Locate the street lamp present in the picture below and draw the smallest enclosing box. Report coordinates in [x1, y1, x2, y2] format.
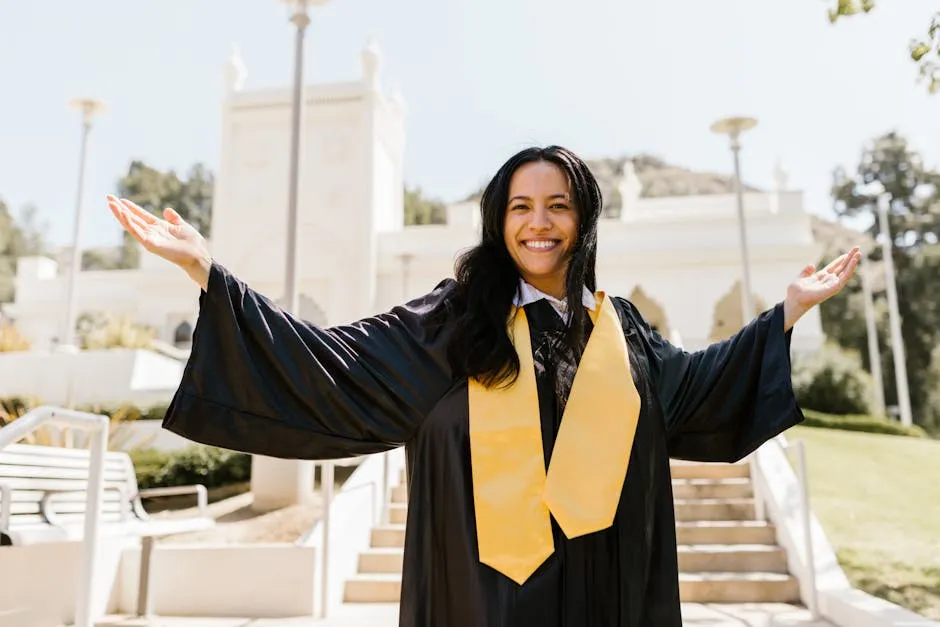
[61, 98, 107, 350]
[282, 0, 330, 314]
[875, 192, 914, 427]
[711, 116, 759, 327]
[250, 0, 332, 536]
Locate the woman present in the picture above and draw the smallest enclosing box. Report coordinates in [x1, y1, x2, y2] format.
[106, 145, 859, 627]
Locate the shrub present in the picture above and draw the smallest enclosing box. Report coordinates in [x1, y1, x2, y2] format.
[792, 342, 875, 416]
[0, 320, 30, 352]
[77, 311, 156, 350]
[801, 409, 927, 438]
[131, 445, 251, 490]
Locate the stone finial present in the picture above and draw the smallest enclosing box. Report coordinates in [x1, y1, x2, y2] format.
[618, 159, 643, 219]
[772, 157, 789, 192]
[388, 87, 406, 113]
[362, 37, 382, 89]
[224, 43, 247, 94]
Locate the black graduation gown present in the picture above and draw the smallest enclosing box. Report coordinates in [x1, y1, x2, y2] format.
[163, 262, 804, 627]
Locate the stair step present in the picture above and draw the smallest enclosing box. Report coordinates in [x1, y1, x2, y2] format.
[389, 478, 753, 504]
[370, 524, 406, 548]
[678, 572, 800, 603]
[343, 571, 799, 604]
[672, 478, 752, 499]
[670, 461, 750, 480]
[676, 520, 776, 545]
[370, 521, 775, 550]
[391, 484, 408, 504]
[674, 498, 755, 521]
[355, 544, 786, 577]
[388, 502, 407, 524]
[677, 544, 787, 573]
[344, 574, 402, 603]
[359, 547, 404, 574]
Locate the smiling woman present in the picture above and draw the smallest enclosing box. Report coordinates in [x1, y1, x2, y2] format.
[105, 144, 860, 627]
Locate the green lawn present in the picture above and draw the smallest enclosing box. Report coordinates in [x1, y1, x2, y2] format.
[788, 426, 940, 619]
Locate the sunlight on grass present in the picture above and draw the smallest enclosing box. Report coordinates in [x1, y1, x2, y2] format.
[789, 426, 940, 618]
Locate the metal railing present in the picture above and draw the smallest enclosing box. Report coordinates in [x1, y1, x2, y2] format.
[0, 405, 110, 627]
[749, 436, 819, 620]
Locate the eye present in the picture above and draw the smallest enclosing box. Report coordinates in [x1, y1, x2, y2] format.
[510, 204, 529, 212]
[550, 203, 570, 211]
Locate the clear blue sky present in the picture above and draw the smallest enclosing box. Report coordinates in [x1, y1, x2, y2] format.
[1, 0, 938, 248]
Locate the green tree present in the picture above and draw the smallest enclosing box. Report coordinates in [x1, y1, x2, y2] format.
[828, 3, 940, 93]
[112, 161, 215, 268]
[404, 186, 446, 225]
[0, 199, 47, 303]
[822, 131, 940, 430]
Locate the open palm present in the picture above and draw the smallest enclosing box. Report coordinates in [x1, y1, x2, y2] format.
[787, 245, 862, 312]
[107, 195, 211, 286]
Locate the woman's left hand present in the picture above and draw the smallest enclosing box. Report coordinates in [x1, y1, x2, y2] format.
[783, 246, 862, 331]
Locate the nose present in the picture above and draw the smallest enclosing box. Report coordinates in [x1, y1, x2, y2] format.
[529, 205, 551, 231]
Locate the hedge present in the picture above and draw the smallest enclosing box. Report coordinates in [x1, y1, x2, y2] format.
[800, 409, 928, 438]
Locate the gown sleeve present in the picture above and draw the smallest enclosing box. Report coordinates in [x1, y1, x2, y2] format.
[162, 261, 458, 460]
[618, 298, 804, 463]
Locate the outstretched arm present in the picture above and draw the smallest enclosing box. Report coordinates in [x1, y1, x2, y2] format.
[165, 263, 458, 459]
[624, 248, 860, 463]
[107, 196, 458, 459]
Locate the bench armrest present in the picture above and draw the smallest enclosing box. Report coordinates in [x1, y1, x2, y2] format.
[136, 485, 208, 518]
[40, 486, 131, 524]
[0, 483, 11, 532]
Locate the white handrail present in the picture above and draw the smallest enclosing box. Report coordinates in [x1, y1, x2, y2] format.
[320, 460, 334, 619]
[314, 448, 397, 619]
[0, 405, 110, 627]
[751, 435, 819, 620]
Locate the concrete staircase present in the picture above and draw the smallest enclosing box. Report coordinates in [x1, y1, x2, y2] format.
[343, 460, 800, 604]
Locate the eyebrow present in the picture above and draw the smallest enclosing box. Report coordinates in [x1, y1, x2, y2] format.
[508, 193, 571, 204]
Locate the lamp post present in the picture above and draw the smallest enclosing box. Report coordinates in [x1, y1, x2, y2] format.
[250, 0, 331, 517]
[61, 98, 106, 349]
[710, 116, 759, 328]
[282, 0, 330, 314]
[876, 193, 914, 427]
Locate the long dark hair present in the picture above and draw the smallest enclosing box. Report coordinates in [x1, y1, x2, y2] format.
[447, 145, 604, 388]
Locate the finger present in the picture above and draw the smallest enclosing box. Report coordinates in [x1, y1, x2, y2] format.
[123, 207, 153, 233]
[835, 246, 861, 275]
[109, 200, 136, 236]
[799, 264, 816, 278]
[838, 252, 861, 283]
[163, 207, 183, 225]
[121, 208, 151, 247]
[119, 198, 158, 225]
[823, 252, 848, 273]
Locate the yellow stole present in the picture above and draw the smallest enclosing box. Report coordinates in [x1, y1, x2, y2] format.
[468, 293, 642, 585]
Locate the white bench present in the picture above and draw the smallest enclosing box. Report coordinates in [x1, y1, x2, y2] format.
[0, 442, 215, 616]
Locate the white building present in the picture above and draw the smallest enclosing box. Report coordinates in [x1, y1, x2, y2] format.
[2, 42, 825, 380]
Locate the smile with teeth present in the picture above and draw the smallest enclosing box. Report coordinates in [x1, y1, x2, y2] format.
[523, 240, 560, 251]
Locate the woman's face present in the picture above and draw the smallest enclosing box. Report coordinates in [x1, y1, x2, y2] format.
[502, 160, 579, 299]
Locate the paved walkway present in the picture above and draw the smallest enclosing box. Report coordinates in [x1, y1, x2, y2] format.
[95, 603, 834, 626]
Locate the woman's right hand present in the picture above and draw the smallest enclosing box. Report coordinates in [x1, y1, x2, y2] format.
[107, 195, 212, 290]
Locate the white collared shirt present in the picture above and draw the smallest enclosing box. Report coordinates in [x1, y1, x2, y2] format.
[512, 280, 596, 323]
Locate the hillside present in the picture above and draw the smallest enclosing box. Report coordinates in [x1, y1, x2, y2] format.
[463, 153, 763, 218]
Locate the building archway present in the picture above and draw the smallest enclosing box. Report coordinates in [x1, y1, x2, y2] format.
[627, 286, 670, 338]
[173, 321, 193, 347]
[709, 281, 767, 342]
